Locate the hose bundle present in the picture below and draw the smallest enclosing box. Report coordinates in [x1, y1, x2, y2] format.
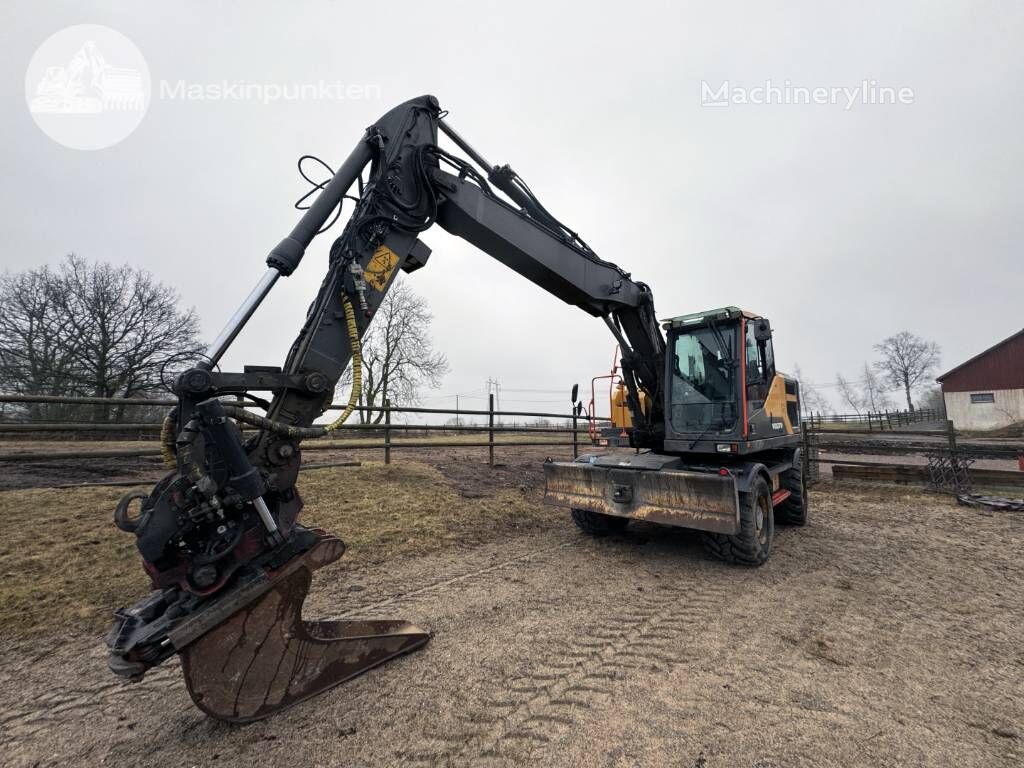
[159, 293, 365, 467]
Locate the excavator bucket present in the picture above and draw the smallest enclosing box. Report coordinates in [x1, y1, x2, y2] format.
[168, 532, 430, 723]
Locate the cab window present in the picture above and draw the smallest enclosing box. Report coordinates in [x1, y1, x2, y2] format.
[745, 328, 775, 385]
[745, 332, 763, 383]
[670, 325, 738, 434]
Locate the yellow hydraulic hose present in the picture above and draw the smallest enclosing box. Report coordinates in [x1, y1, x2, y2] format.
[324, 295, 362, 432]
[165, 293, 365, 448]
[160, 412, 178, 468]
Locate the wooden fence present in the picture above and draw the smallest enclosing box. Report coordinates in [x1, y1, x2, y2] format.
[803, 407, 941, 432]
[0, 393, 608, 466]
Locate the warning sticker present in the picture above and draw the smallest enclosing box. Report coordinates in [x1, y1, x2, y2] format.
[365, 245, 400, 291]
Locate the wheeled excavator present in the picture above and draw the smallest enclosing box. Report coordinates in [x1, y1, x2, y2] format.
[106, 95, 808, 723]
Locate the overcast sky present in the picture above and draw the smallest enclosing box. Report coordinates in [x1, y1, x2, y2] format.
[3, 1, 1021, 415]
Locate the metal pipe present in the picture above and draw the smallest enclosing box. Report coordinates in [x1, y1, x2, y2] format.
[202, 267, 281, 367]
[0, 421, 593, 434]
[438, 119, 493, 173]
[0, 393, 612, 422]
[0, 441, 580, 463]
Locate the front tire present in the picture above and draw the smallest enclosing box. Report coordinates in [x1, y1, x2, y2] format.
[702, 476, 773, 566]
[775, 459, 808, 526]
[571, 508, 629, 536]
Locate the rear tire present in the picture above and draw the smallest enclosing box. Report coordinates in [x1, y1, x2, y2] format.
[702, 476, 773, 566]
[571, 508, 629, 536]
[775, 453, 808, 526]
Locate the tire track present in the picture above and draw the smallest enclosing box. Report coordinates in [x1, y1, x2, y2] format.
[399, 572, 731, 766]
[335, 540, 575, 617]
[0, 663, 182, 742]
[0, 538, 577, 744]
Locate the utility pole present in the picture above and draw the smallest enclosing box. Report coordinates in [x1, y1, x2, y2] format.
[486, 377, 501, 424]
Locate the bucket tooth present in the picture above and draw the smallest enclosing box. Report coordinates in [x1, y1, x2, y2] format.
[174, 533, 430, 723]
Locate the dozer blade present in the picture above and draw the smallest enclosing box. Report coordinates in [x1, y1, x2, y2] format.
[171, 533, 430, 723]
[544, 458, 741, 534]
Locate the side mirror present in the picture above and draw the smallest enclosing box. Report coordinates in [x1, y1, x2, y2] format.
[753, 319, 772, 342]
[575, 402, 584, 416]
[570, 383, 579, 404]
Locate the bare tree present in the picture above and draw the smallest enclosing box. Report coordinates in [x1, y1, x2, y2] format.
[0, 266, 80, 419]
[353, 279, 449, 423]
[859, 362, 892, 413]
[873, 332, 941, 412]
[0, 255, 203, 421]
[793, 363, 830, 416]
[835, 373, 865, 415]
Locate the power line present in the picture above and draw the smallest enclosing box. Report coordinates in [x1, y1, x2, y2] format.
[500, 387, 566, 394]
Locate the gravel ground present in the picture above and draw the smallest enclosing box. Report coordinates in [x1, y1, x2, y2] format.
[1, 469, 1021, 767]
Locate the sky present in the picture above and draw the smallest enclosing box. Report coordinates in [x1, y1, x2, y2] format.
[2, 1, 1022, 416]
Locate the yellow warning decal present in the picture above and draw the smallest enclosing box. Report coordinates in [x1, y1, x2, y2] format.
[365, 245, 400, 291]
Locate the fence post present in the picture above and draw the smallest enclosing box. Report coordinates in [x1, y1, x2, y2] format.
[801, 422, 811, 484]
[572, 408, 579, 459]
[384, 397, 391, 465]
[488, 393, 495, 468]
[946, 418, 957, 454]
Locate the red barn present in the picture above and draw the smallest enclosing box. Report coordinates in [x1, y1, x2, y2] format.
[937, 329, 1024, 431]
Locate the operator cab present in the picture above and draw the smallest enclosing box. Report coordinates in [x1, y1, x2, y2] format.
[661, 306, 800, 456]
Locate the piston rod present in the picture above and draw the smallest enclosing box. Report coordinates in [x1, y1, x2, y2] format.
[201, 136, 376, 368]
[203, 267, 280, 366]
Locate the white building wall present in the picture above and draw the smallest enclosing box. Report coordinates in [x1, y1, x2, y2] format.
[944, 388, 1024, 431]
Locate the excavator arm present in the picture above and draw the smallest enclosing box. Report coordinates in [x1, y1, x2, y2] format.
[105, 95, 664, 722]
[432, 162, 665, 446]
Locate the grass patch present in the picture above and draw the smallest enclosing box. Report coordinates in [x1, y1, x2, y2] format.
[300, 461, 547, 563]
[0, 484, 145, 638]
[0, 461, 548, 638]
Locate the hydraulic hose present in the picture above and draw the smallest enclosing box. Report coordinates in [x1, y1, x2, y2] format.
[159, 410, 178, 468]
[218, 293, 363, 438]
[324, 296, 362, 432]
[160, 287, 365, 458]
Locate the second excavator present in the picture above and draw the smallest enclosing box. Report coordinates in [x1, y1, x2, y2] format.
[106, 95, 808, 723]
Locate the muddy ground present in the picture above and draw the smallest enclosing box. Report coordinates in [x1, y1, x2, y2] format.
[1, 447, 1022, 767]
[0, 438, 572, 490]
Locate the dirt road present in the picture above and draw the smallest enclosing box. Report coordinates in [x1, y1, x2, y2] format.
[2, 477, 1021, 767]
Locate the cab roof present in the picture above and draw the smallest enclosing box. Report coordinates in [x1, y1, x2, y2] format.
[661, 306, 762, 330]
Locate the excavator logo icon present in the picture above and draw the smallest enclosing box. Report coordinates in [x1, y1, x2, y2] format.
[25, 25, 150, 150]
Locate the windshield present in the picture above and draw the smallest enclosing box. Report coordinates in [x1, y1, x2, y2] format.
[670, 324, 738, 434]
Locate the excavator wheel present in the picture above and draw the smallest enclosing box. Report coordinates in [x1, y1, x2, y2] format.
[701, 476, 773, 566]
[571, 508, 629, 536]
[775, 454, 808, 526]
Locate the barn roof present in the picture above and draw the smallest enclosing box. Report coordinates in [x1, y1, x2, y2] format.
[937, 328, 1024, 388]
